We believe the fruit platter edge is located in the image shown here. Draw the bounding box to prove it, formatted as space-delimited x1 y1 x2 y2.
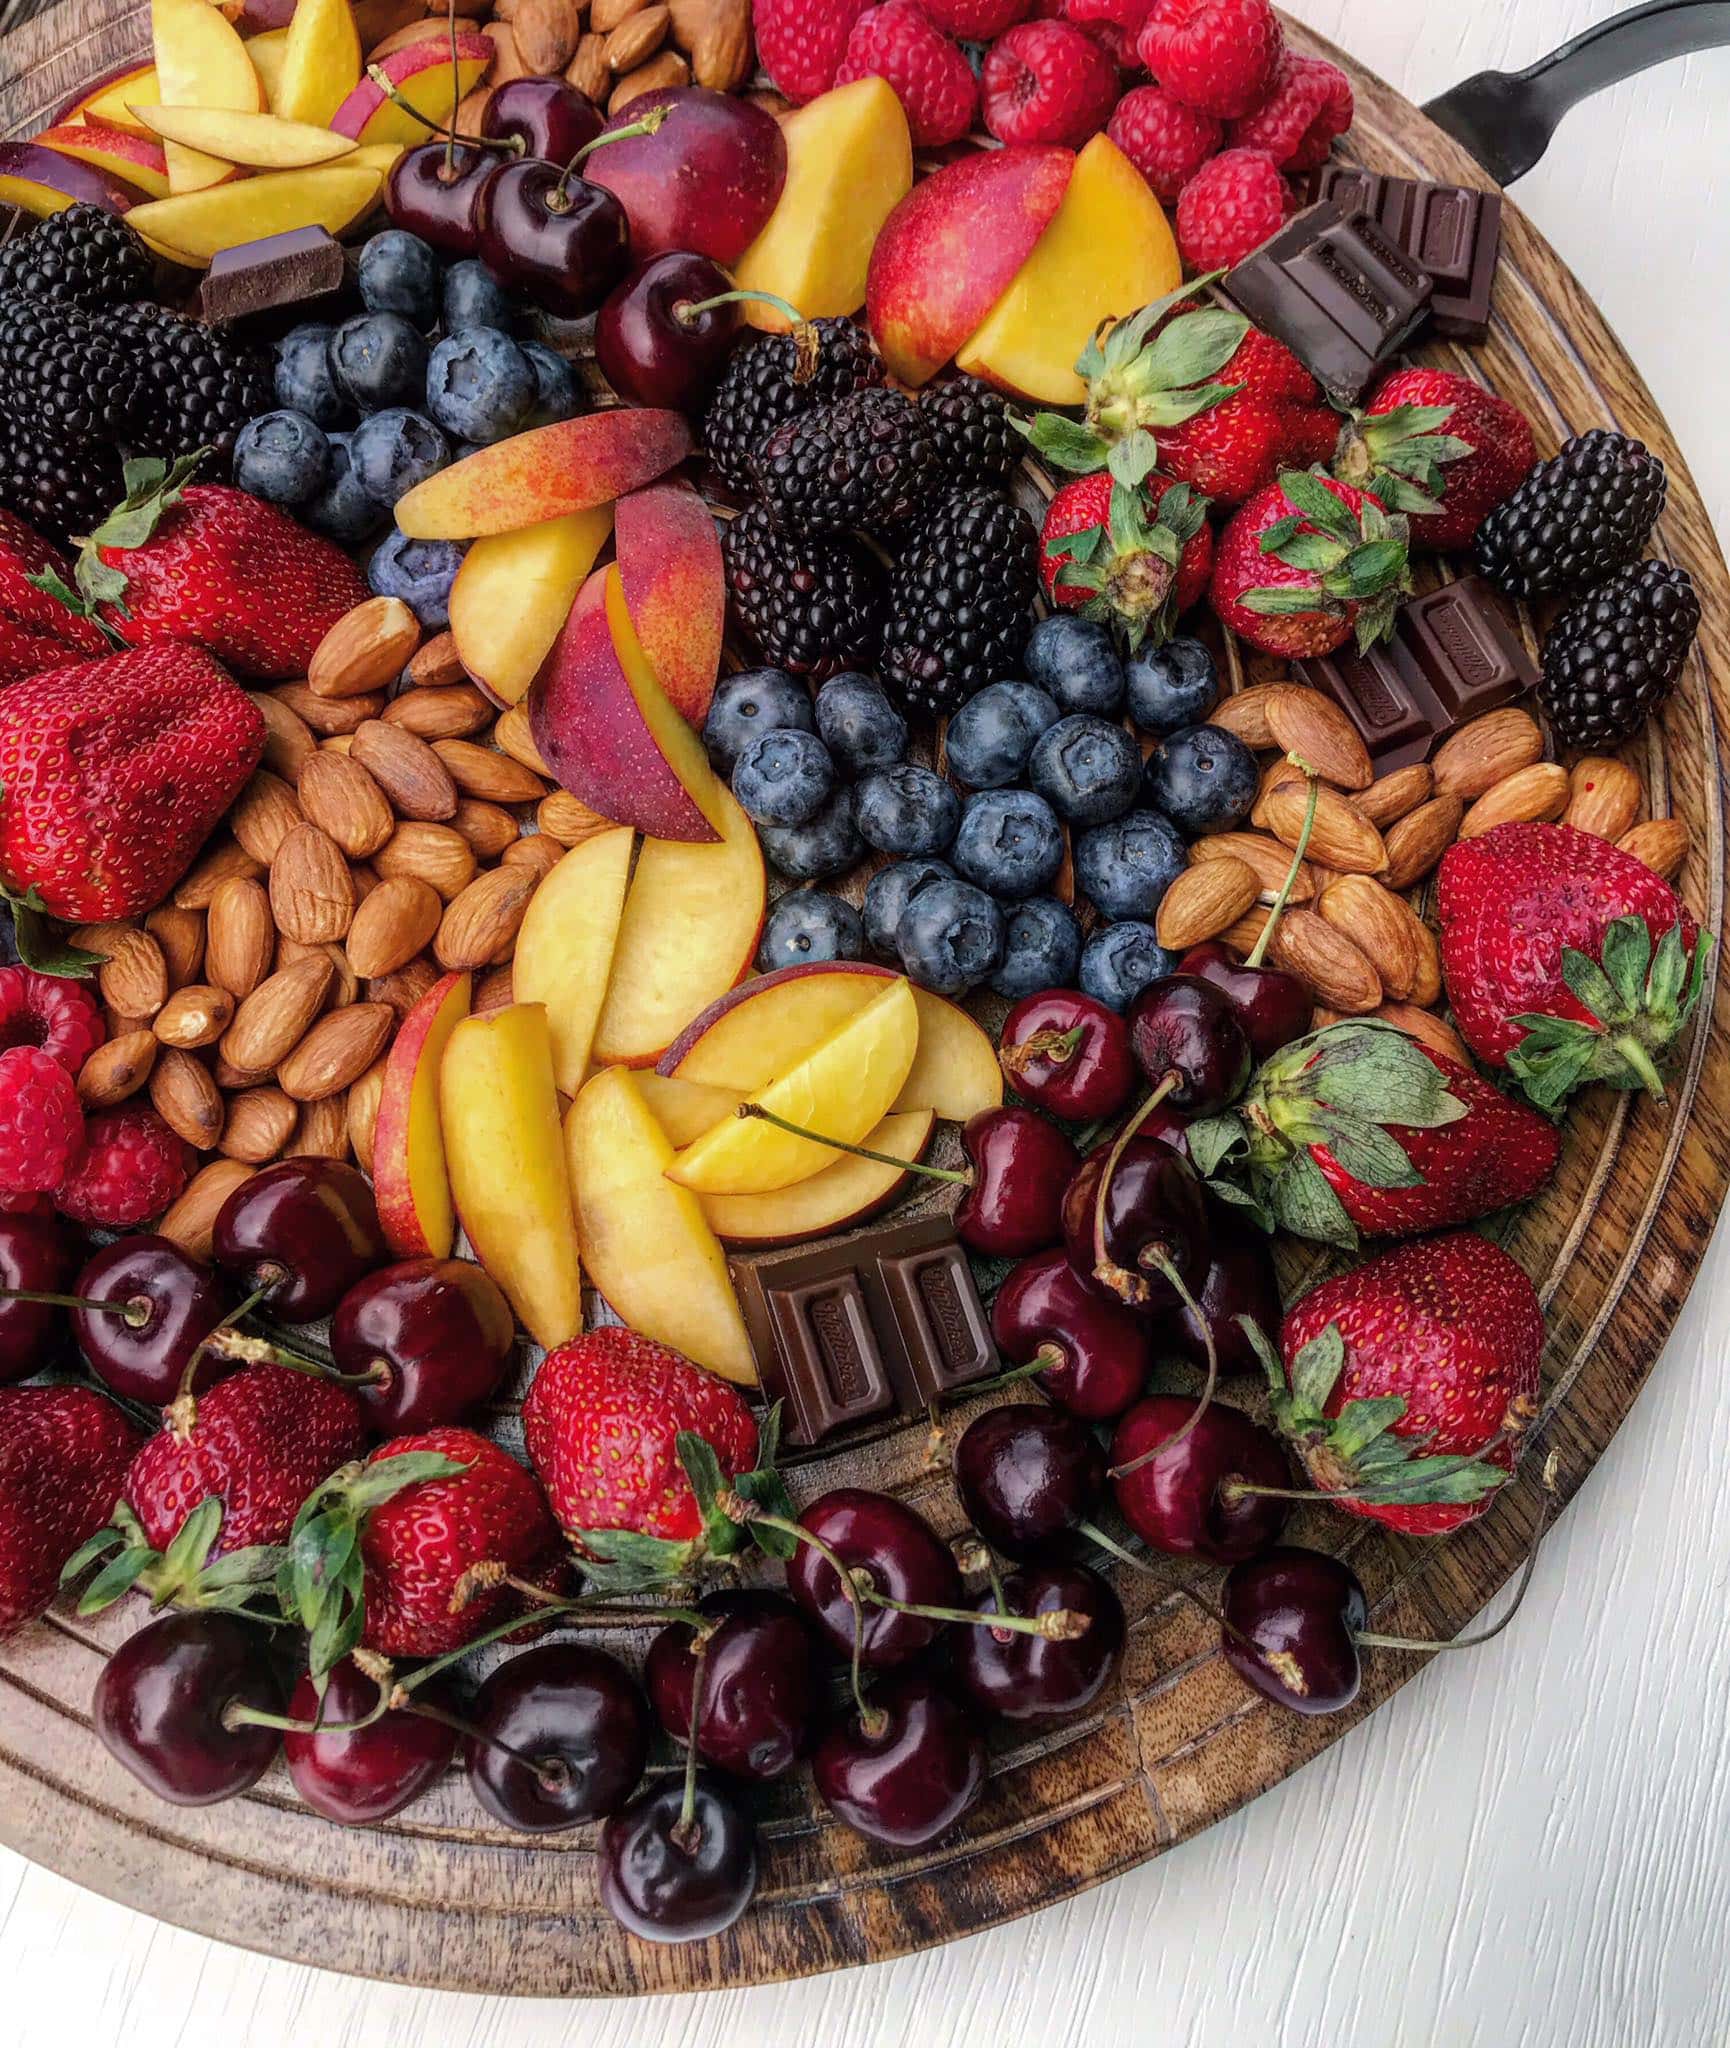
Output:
3 0 1730 2001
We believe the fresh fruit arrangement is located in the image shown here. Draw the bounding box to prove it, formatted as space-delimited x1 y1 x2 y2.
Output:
0 0 1717 1964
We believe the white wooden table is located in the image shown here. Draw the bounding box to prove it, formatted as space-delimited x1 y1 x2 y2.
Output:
8 6 1730 2043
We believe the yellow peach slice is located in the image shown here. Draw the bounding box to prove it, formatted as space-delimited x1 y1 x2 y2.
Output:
699 1108 936 1245
633 1073 745 1147
274 0 361 129
137 106 359 167
511 826 635 1098
372 968 470 1259
128 163 382 263
151 0 263 194
78 62 160 137
448 505 613 709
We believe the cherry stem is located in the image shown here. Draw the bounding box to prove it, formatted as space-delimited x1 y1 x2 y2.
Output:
361 63 517 157
405 1696 574 1794
867 1588 1091 1641
550 105 669 206
1000 1022 1086 1080
1105 1253 1218 1477
1089 1071 1179 1295
1076 1518 1161 1576
672 1634 708 1852
168 1281 273 1434
204 1325 386 1388
735 1103 969 1183
0 1288 150 1323
939 1350 1058 1405
675 287 806 330
1246 767 1318 968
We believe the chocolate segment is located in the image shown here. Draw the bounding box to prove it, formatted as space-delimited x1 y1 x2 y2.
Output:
1310 164 1503 342
200 228 348 329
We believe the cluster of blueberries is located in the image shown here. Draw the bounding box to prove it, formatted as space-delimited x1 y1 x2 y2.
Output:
233 228 580 630
704 615 1260 1009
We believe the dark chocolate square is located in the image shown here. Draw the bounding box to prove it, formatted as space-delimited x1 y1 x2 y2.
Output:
1310 164 1503 341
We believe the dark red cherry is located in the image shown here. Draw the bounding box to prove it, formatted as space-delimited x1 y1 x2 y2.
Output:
998 990 1136 1122
1111 1395 1291 1563
1060 1137 1209 1315
476 157 628 316
465 1641 649 1831
645 1588 823 1781
93 1610 285 1805
953 1564 1124 1721
599 1771 757 1942
595 250 742 412
1179 940 1314 1060
329 1256 515 1434
70 1235 230 1406
813 1673 986 1848
0 1210 79 1383
785 1487 962 1668
1222 1546 1366 1716
1127 973 1251 1114
990 1249 1152 1421
283 1656 458 1824
386 142 501 257
480 75 602 163
952 1403 1105 1560
211 1158 387 1324
954 1106 1079 1258
1170 1211 1281 1380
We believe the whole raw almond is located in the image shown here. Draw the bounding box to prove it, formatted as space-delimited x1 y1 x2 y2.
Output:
173 839 263 910
1261 781 1386 875
279 1004 394 1102
1382 795 1464 890
220 1087 299 1163
494 705 553 776
1432 707 1544 800
347 1059 387 1176
366 956 440 1023
514 0 581 71
352 719 459 821
221 954 334 1073
433 738 547 803
1374 1002 1470 1067
407 631 464 688
144 906 206 991
153 984 234 1049
1190 831 1314 905
374 821 477 899
472 962 516 1015
1271 908 1382 1014
347 876 444 979
670 0 752 89
1407 914 1442 1006
481 18 530 82
270 823 356 943
609 47 688 111
1262 684 1373 789
150 1048 225 1149
212 1053 272 1092
500 834 564 882
537 789 614 846
308 596 421 698
380 683 492 740
452 798 520 859
288 1091 351 1159
230 770 305 864
590 0 643 29
1154 857 1261 950
435 865 540 970
297 748 396 858
274 936 357 1009
205 877 275 999
98 929 169 1019
1249 753 1307 827
272 683 386 736
77 1030 158 1107
1219 906 1270 957
158 1158 254 1262
1355 762 1434 828
605 2 669 67
1458 761 1570 840
248 691 317 781
1618 817 1688 879
1318 876 1421 999
1564 756 1642 841
567 31 612 102
1208 684 1280 749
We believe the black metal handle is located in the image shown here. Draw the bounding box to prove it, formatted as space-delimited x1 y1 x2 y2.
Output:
1423 0 1730 184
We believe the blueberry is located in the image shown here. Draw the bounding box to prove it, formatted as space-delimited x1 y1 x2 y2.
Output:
731 728 835 828
425 328 536 444
349 408 451 506
232 409 329 508
814 671 907 777
301 434 380 546
521 340 579 424
1125 636 1218 737
368 530 466 630
950 788 1064 901
443 260 516 335
330 312 429 412
1074 809 1188 921
1023 614 1126 715
758 786 864 882
756 890 865 972
274 323 347 428
357 229 441 325
944 680 1061 788
991 896 1082 1000
855 765 960 858
1079 922 1178 1012
701 668 815 773
896 876 1006 997
1143 724 1258 835
862 857 954 955
1027 713 1143 825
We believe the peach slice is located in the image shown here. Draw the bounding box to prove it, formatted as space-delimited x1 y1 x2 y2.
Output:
565 1067 757 1386
395 409 692 542
733 76 912 331
667 976 919 1195
74 61 160 137
329 35 491 147
592 783 765 1068
511 825 635 1097
35 123 171 200
245 27 290 110
372 968 470 1258
274 0 361 128
700 1108 935 1246
128 163 383 263
957 133 1181 406
633 1072 745 1147
448 504 613 709
612 482 723 727
439 1002 583 1349
151 0 264 194
896 990 1003 1120
0 141 145 217
136 106 359 167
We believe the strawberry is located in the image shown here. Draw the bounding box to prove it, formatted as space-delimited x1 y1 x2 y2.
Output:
0 643 265 926
1437 821 1711 1109
1 1384 141 1637
1154 392 1289 503
0 508 108 683
1040 465 1213 645
1334 368 1537 551
835 1 978 147
1209 469 1410 658
1265 1233 1544 1535
981 20 1121 149
755 0 872 101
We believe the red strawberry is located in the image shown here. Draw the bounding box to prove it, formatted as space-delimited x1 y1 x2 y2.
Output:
1107 83 1222 202
0 643 265 922
835 1 978 146
1138 0 1283 119
1154 392 1288 503
1227 50 1353 171
1269 1233 1544 1535
1209 469 1410 658
1040 468 1213 644
981 20 1120 148
1335 368 1538 551
1437 821 1710 1108
755 0 871 101
0 508 108 683
1220 327 1317 407
1174 146 1294 270
0 1384 141 1637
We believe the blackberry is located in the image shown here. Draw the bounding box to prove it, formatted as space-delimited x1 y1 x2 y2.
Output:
0 203 151 308
752 388 943 536
1473 429 1667 598
722 502 884 676
1538 560 1701 747
0 412 123 541
918 374 1020 490
879 488 1038 718
703 317 885 494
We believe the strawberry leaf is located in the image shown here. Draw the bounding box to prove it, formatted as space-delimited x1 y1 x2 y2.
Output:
1018 412 1112 475
1237 585 1336 617
1267 1150 1357 1247
1256 514 1303 555
569 1527 699 1596
1183 1111 1247 1180
1273 469 1359 542
1288 1324 1346 1413
1106 429 1161 491
0 882 106 979
1319 1118 1425 1189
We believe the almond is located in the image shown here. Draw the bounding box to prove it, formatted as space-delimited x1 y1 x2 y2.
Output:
1208 684 1280 749
150 1047 225 1149
347 876 444 979
152 984 234 1049
366 955 440 1023
452 798 520 859
274 935 357 1008
297 749 396 859
270 823 356 943
220 1086 299 1163
590 0 643 28
230 770 305 864
481 19 530 82
1382 795 1464 890
407 631 465 688
145 906 206 991
279 1004 394 1102
98 929 169 1019
536 789 614 846
472 962 516 1015
1270 908 1381 1014
1407 914 1442 1007
435 865 540 970
609 48 688 111
494 705 553 776
1317 876 1421 1000
605 2 669 67
347 1059 387 1175
76 1030 158 1107
1431 707 1544 800
500 833 564 882
374 821 477 899
288 1092 351 1160
158 1159 254 1262
1262 684 1373 790
670 0 752 89
566 31 611 103
1564 756 1642 841
514 0 581 71
205 877 275 999
433 738 547 803
1375 1001 1469 1068
248 690 317 781
1457 761 1570 840
212 1053 272 1092
1249 753 1307 826
173 839 263 911
1261 781 1386 875
221 953 334 1073
272 682 386 736
1154 858 1260 949
309 596 420 700
1189 830 1314 905
1618 817 1688 880
1355 762 1434 828
1219 906 1270 957
380 682 492 740
352 719 459 821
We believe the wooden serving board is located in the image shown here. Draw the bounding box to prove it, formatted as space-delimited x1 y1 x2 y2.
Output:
3 2 1729 1998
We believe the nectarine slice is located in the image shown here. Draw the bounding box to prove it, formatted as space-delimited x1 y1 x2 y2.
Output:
245 27 290 110
36 124 171 200
137 106 359 167
700 1108 936 1245
657 961 893 1091
274 0 361 129
512 826 635 1097
128 163 382 262
329 36 490 147
151 0 264 194
78 62 160 137
612 482 723 727
634 1073 746 1147
895 990 1004 1120
449 504 614 708
372 968 470 1259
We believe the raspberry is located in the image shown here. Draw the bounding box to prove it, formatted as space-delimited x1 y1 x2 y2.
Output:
1138 0 1283 120
0 1045 84 1192
1228 51 1352 170
1108 84 1223 202
1062 0 1153 30
922 0 1030 36
0 964 105 1078
836 2 978 147
755 0 872 101
982 19 1120 147
54 1105 189 1228
1175 147 1292 270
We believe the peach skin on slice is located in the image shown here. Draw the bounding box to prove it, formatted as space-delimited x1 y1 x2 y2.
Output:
565 1067 757 1387
700 1108 935 1246
511 825 635 1097
372 968 470 1259
449 504 614 708
666 975 919 1195
76 61 160 137
36 124 171 200
150 0 263 194
0 143 146 218
612 481 723 727
395 409 693 541
657 961 893 1090
329 36 491 146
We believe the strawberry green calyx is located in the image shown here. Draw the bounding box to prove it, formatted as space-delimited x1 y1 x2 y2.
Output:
68 449 210 615
63 1497 287 1620
1239 469 1413 653
1043 437 1212 649
1330 402 1473 516
0 879 104 978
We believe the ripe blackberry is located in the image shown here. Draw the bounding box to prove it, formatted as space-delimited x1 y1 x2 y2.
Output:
0 413 123 542
752 388 943 536
703 317 886 495
722 503 885 676
1473 429 1667 598
0 204 151 308
880 488 1039 718
917 374 1020 490
1538 560 1701 747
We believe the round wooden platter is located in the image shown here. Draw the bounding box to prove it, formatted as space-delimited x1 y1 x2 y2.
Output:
4 0 1730 2000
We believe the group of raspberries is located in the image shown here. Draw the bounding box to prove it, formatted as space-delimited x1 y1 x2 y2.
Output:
754 0 1350 271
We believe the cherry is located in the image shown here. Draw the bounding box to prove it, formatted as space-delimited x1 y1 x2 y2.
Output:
93 1610 286 1805
1061 1135 1208 1316
596 251 806 413
1127 974 1251 1115
954 1564 1125 1721
480 75 602 164
998 990 1137 1123
1110 1396 1292 1563
283 1656 459 1824
211 1158 387 1324
645 1589 823 1781
1221 1547 1366 1716
386 141 502 257
599 1771 757 1942
464 1641 650 1831
953 1403 1105 1561
783 1487 963 1669
813 1673 986 1849
329 1256 515 1434
1178 940 1313 1061
0 1210 79 1383
1170 1212 1281 1381
68 1236 231 1406
476 158 626 315
990 1249 1152 1421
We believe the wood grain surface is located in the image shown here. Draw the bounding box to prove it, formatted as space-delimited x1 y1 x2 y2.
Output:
2 0 1728 2006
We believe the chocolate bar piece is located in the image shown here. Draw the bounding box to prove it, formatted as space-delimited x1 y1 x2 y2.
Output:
200 228 347 329
732 1211 996 1445
1219 199 1433 407
1295 574 1538 773
1311 164 1503 342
